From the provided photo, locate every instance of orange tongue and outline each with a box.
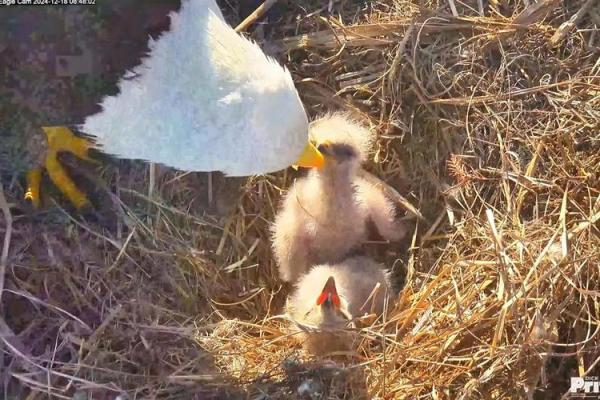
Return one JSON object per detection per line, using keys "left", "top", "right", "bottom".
{"left": 316, "top": 276, "right": 341, "bottom": 308}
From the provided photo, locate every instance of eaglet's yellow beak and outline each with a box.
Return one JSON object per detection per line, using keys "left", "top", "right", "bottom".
{"left": 292, "top": 142, "right": 325, "bottom": 170}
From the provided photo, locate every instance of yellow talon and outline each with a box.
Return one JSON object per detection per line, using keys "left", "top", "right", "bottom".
{"left": 25, "top": 168, "right": 42, "bottom": 208}
{"left": 41, "top": 126, "right": 96, "bottom": 163}
{"left": 39, "top": 126, "right": 95, "bottom": 210}
{"left": 45, "top": 150, "right": 91, "bottom": 210}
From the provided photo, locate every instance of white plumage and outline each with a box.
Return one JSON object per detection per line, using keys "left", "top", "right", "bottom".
{"left": 82, "top": 0, "right": 313, "bottom": 176}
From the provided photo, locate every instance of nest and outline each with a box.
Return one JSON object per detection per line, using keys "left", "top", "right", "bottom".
{"left": 1, "top": 0, "right": 599, "bottom": 398}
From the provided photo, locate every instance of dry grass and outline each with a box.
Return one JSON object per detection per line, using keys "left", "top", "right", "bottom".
{"left": 2, "top": 0, "right": 600, "bottom": 398}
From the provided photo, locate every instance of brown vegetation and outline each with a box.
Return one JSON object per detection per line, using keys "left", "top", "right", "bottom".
{"left": 1, "top": 0, "right": 599, "bottom": 398}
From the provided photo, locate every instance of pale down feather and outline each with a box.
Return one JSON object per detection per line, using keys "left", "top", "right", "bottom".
{"left": 272, "top": 113, "right": 408, "bottom": 283}
{"left": 286, "top": 256, "right": 392, "bottom": 356}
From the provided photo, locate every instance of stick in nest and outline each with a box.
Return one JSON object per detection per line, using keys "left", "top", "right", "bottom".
{"left": 235, "top": 0, "right": 278, "bottom": 33}
{"left": 0, "top": 184, "right": 12, "bottom": 304}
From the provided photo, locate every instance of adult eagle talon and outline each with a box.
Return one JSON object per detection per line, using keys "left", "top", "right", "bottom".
{"left": 24, "top": 126, "right": 95, "bottom": 210}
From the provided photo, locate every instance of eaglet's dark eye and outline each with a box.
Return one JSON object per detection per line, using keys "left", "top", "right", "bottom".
{"left": 317, "top": 143, "right": 331, "bottom": 154}
{"left": 333, "top": 144, "right": 356, "bottom": 159}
